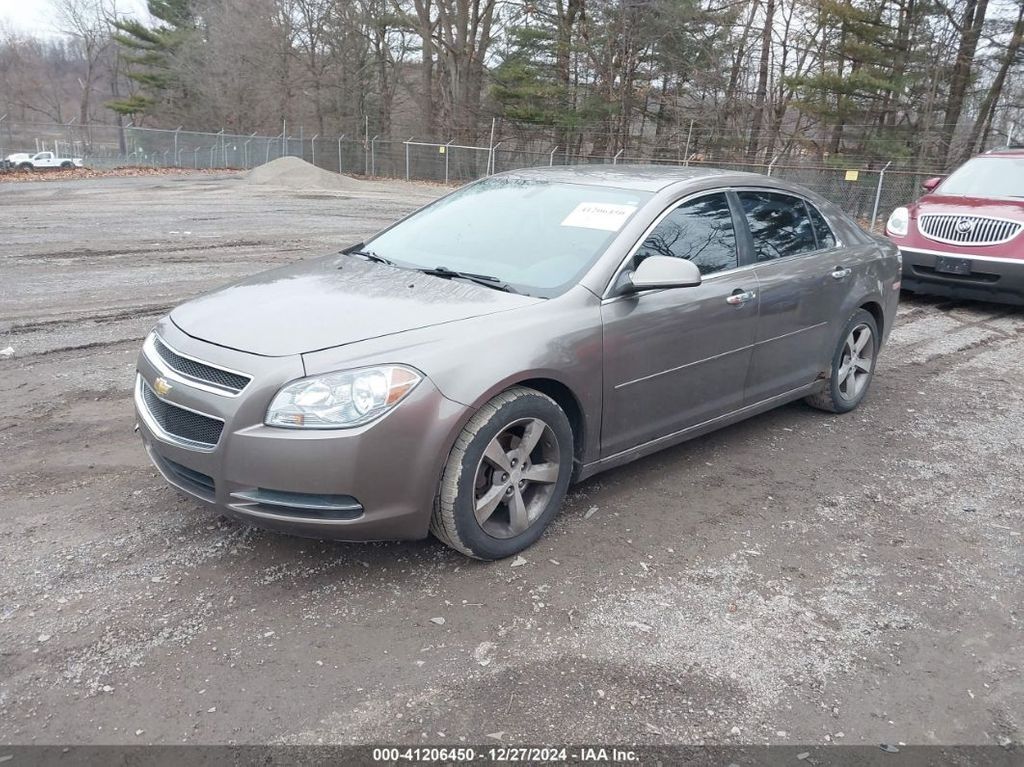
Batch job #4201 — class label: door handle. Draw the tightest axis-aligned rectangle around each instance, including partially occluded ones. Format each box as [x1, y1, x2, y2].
[726, 290, 756, 306]
[831, 266, 852, 280]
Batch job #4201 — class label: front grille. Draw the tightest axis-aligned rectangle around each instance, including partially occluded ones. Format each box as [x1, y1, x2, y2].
[919, 215, 1022, 246]
[153, 337, 250, 393]
[141, 379, 224, 448]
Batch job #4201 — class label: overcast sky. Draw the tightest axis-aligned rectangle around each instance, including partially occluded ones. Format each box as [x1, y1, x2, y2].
[0, 0, 148, 37]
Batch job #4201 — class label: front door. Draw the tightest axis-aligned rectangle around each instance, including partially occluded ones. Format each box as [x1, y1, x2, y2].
[600, 192, 760, 458]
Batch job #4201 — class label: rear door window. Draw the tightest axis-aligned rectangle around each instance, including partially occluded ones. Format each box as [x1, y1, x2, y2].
[738, 191, 818, 262]
[805, 202, 837, 249]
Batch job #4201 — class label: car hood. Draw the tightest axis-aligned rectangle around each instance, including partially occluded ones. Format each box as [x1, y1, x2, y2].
[170, 254, 543, 357]
[913, 194, 1024, 220]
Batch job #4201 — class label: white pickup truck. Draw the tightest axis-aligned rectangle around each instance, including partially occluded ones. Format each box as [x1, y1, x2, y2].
[3, 151, 84, 170]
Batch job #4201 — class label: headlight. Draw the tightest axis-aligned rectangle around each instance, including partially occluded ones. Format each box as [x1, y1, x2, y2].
[266, 365, 422, 429]
[886, 207, 909, 237]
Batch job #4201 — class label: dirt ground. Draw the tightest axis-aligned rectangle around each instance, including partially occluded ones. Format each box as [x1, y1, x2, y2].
[0, 172, 1021, 748]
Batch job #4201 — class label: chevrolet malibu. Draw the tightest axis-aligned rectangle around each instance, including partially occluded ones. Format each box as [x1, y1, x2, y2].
[135, 166, 900, 559]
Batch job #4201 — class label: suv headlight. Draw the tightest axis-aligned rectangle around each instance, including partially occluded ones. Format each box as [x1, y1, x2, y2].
[266, 365, 422, 429]
[886, 207, 910, 237]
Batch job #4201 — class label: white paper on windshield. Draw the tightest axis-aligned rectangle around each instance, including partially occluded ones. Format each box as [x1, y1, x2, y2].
[560, 202, 637, 231]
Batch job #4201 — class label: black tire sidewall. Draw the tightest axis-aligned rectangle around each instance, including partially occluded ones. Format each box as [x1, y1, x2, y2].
[452, 394, 573, 559]
[827, 309, 879, 413]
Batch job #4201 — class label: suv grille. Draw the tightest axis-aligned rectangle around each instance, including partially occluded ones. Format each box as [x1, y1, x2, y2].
[153, 337, 250, 394]
[919, 214, 1022, 246]
[141, 379, 224, 449]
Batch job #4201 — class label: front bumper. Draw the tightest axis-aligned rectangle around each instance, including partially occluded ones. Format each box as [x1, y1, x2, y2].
[135, 319, 469, 541]
[899, 247, 1024, 305]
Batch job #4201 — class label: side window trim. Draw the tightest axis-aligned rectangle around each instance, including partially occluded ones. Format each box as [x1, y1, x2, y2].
[733, 186, 843, 263]
[602, 188, 750, 299]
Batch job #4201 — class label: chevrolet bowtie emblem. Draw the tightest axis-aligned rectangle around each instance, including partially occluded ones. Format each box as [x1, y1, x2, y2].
[153, 377, 173, 397]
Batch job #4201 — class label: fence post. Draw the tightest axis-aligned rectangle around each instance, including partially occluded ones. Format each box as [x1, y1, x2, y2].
[194, 146, 200, 169]
[174, 126, 181, 167]
[870, 160, 893, 231]
[443, 140, 454, 183]
[363, 116, 369, 175]
[405, 138, 412, 181]
[311, 134, 318, 167]
[683, 119, 694, 166]
[549, 145, 559, 167]
[371, 135, 378, 177]
[487, 117, 496, 176]
[492, 142, 502, 175]
[613, 149, 624, 165]
[337, 134, 345, 173]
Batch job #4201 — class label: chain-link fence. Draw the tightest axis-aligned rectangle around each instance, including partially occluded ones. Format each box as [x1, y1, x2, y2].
[1, 119, 940, 231]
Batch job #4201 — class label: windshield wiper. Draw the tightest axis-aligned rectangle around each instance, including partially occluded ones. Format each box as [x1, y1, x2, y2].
[342, 243, 395, 266]
[416, 265, 520, 294]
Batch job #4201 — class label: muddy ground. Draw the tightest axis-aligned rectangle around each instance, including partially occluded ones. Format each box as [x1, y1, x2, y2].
[0, 172, 1021, 747]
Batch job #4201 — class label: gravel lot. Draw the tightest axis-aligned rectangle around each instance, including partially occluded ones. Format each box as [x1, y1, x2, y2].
[0, 172, 1021, 747]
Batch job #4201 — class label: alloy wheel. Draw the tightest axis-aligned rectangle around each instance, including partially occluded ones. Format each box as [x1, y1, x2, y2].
[473, 417, 561, 539]
[837, 323, 874, 401]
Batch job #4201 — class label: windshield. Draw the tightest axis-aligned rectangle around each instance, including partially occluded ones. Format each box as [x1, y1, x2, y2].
[937, 157, 1024, 198]
[364, 177, 651, 297]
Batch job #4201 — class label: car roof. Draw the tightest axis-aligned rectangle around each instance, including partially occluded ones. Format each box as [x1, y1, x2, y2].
[498, 164, 767, 192]
[981, 147, 1024, 158]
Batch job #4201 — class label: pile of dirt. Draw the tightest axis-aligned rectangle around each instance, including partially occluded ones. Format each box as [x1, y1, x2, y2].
[245, 155, 361, 190]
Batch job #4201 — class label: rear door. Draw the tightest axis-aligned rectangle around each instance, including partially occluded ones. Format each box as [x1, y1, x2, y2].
[600, 191, 760, 457]
[735, 189, 854, 402]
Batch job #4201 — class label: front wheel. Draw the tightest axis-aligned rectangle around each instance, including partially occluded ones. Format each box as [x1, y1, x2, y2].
[805, 309, 879, 413]
[431, 387, 574, 559]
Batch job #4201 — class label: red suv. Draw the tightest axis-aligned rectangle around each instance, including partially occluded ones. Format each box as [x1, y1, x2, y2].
[886, 148, 1024, 305]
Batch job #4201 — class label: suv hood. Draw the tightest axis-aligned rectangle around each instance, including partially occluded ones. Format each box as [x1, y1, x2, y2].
[913, 194, 1024, 220]
[171, 254, 542, 357]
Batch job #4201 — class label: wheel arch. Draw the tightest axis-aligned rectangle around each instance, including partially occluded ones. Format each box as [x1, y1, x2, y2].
[859, 299, 884, 337]
[514, 377, 587, 471]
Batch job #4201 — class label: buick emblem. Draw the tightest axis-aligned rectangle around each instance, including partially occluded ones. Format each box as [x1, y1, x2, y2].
[955, 218, 975, 234]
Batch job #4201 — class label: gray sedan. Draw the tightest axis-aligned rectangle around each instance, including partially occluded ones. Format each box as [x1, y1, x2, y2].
[135, 166, 900, 559]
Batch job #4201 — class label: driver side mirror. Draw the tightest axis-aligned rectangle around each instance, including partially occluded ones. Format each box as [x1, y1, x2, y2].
[921, 176, 942, 192]
[626, 256, 702, 292]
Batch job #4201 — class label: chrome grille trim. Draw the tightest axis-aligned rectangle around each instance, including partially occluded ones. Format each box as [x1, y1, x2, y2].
[135, 374, 225, 452]
[918, 214, 1022, 246]
[143, 333, 251, 397]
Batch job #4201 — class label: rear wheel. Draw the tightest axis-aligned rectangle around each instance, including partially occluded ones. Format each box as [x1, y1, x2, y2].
[60, 161, 74, 169]
[805, 309, 879, 413]
[18, 163, 32, 171]
[431, 387, 573, 559]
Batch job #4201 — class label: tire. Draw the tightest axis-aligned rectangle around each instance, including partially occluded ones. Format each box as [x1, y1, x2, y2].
[805, 308, 879, 413]
[431, 386, 574, 559]
[60, 161, 73, 169]
[18, 163, 32, 171]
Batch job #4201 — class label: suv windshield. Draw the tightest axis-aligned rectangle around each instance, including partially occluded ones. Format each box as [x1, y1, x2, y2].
[938, 156, 1024, 198]
[364, 177, 651, 297]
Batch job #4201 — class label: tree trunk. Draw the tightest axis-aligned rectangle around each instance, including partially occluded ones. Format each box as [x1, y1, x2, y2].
[962, 1, 1023, 159]
[746, 0, 775, 159]
[939, 0, 990, 167]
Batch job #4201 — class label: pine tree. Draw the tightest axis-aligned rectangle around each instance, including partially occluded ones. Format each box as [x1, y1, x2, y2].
[109, 0, 197, 117]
